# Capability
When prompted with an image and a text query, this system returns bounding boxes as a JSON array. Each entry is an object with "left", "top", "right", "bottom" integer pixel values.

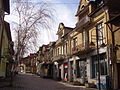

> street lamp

[{"left": 96, "top": 28, "right": 101, "bottom": 90}]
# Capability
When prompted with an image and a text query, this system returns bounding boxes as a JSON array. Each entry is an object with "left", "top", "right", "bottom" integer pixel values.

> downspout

[
  {"left": 106, "top": 21, "right": 118, "bottom": 89},
  {"left": 110, "top": 24, "right": 118, "bottom": 89},
  {"left": 104, "top": 10, "right": 111, "bottom": 75},
  {"left": 104, "top": 7, "right": 113, "bottom": 89}
]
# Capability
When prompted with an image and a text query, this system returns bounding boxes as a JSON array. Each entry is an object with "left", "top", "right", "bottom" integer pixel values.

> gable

[
  {"left": 58, "top": 23, "right": 64, "bottom": 33},
  {"left": 80, "top": 0, "right": 89, "bottom": 10},
  {"left": 57, "top": 23, "right": 64, "bottom": 38}
]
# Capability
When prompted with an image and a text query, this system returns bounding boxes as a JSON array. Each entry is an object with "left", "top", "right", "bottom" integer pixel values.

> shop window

[
  {"left": 91, "top": 53, "right": 107, "bottom": 78},
  {"left": 76, "top": 60, "right": 87, "bottom": 78}
]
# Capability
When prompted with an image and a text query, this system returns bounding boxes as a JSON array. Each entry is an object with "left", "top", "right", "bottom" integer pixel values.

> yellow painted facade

[
  {"left": 66, "top": 0, "right": 113, "bottom": 87},
  {"left": 38, "top": 0, "right": 120, "bottom": 89}
]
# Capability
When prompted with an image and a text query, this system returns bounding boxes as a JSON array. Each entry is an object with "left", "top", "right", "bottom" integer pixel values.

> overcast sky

[{"left": 5, "top": 0, "right": 80, "bottom": 46}]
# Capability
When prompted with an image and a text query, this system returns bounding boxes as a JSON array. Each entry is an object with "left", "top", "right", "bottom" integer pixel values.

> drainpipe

[
  {"left": 106, "top": 23, "right": 118, "bottom": 89},
  {"left": 111, "top": 26, "right": 118, "bottom": 89},
  {"left": 104, "top": 10, "right": 112, "bottom": 90}
]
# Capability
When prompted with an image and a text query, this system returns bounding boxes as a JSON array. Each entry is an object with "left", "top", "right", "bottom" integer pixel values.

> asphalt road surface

[{"left": 0, "top": 74, "right": 97, "bottom": 90}]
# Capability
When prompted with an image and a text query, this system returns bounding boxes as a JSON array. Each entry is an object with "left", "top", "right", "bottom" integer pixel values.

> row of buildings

[
  {"left": 0, "top": 0, "right": 14, "bottom": 79},
  {"left": 20, "top": 0, "right": 120, "bottom": 89}
]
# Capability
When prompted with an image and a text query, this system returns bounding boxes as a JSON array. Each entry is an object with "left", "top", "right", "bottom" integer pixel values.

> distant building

[
  {"left": 20, "top": 53, "right": 38, "bottom": 74},
  {"left": 52, "top": 23, "right": 73, "bottom": 81}
]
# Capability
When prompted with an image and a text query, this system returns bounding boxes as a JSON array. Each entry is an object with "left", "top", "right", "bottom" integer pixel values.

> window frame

[
  {"left": 96, "top": 22, "right": 104, "bottom": 45},
  {"left": 91, "top": 53, "right": 107, "bottom": 78},
  {"left": 73, "top": 37, "right": 78, "bottom": 48}
]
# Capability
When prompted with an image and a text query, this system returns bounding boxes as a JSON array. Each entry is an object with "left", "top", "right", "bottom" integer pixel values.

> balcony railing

[
  {"left": 76, "top": 15, "right": 90, "bottom": 29},
  {"left": 72, "top": 42, "right": 96, "bottom": 55},
  {"left": 72, "top": 43, "right": 85, "bottom": 54},
  {"left": 52, "top": 54, "right": 67, "bottom": 62}
]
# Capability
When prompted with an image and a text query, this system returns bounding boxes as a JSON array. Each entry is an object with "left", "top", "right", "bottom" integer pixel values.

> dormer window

[
  {"left": 81, "top": 5, "right": 85, "bottom": 9},
  {"left": 57, "top": 23, "right": 64, "bottom": 38}
]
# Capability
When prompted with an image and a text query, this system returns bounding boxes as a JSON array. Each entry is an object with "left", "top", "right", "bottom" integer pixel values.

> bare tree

[{"left": 12, "top": 0, "right": 54, "bottom": 62}]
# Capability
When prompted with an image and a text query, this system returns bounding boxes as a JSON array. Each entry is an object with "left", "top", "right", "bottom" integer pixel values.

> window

[
  {"left": 61, "top": 46, "right": 64, "bottom": 54},
  {"left": 82, "top": 31, "right": 87, "bottom": 46},
  {"left": 81, "top": 5, "right": 85, "bottom": 9},
  {"left": 66, "top": 42, "right": 68, "bottom": 54},
  {"left": 63, "top": 45, "right": 65, "bottom": 54},
  {"left": 96, "top": 23, "right": 104, "bottom": 45},
  {"left": 81, "top": 30, "right": 89, "bottom": 47},
  {"left": 91, "top": 53, "right": 107, "bottom": 78},
  {"left": 73, "top": 37, "right": 77, "bottom": 48},
  {"left": 56, "top": 48, "right": 57, "bottom": 56},
  {"left": 58, "top": 48, "right": 59, "bottom": 55}
]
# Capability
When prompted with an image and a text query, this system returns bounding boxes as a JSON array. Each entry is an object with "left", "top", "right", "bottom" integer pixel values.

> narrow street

[{"left": 0, "top": 74, "right": 96, "bottom": 90}]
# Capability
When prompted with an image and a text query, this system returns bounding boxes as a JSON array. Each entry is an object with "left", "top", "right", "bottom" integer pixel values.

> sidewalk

[
  {"left": 58, "top": 81, "right": 98, "bottom": 90},
  {"left": 0, "top": 77, "right": 11, "bottom": 88},
  {"left": 59, "top": 81, "right": 120, "bottom": 90}
]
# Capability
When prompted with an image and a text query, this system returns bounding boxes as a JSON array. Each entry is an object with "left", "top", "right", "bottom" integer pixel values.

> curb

[{"left": 58, "top": 81, "right": 98, "bottom": 90}]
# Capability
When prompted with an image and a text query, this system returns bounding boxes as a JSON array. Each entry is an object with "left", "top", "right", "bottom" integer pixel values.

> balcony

[
  {"left": 72, "top": 43, "right": 96, "bottom": 55},
  {"left": 52, "top": 54, "right": 67, "bottom": 62},
  {"left": 76, "top": 15, "right": 90, "bottom": 30},
  {"left": 72, "top": 43, "right": 85, "bottom": 54}
]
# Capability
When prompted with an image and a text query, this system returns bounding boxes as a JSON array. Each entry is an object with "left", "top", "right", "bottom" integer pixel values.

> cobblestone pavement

[{"left": 0, "top": 74, "right": 97, "bottom": 90}]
